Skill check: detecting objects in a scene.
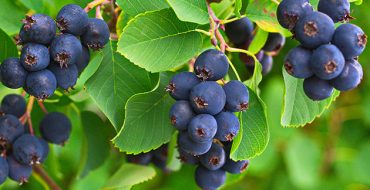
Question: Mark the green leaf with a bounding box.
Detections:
[117,9,203,72]
[244,59,263,93]
[19,0,57,16]
[166,0,209,25]
[102,164,156,190]
[116,0,169,16]
[113,73,176,154]
[0,28,18,62]
[281,70,340,127]
[210,0,234,20]
[248,27,268,54]
[85,42,159,129]
[166,131,181,171]
[0,1,27,35]
[233,0,242,17]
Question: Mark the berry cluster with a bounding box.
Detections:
[0,94,71,184]
[225,17,286,75]
[277,0,367,101]
[0,4,109,99]
[127,144,170,172]
[167,49,250,190]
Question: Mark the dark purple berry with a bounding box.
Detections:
[277,0,313,30]
[188,114,217,143]
[50,34,82,67]
[169,101,195,131]
[284,46,313,79]
[25,69,57,99]
[39,138,49,163]
[310,44,345,80]
[13,134,44,165]
[178,132,212,156]
[199,143,226,170]
[239,50,264,66]
[152,144,168,170]
[7,155,32,184]
[48,62,78,90]
[40,112,72,145]
[260,53,273,75]
[19,14,56,45]
[223,159,249,174]
[56,4,89,36]
[0,114,25,146]
[332,23,367,59]
[194,49,229,81]
[190,81,226,115]
[20,43,50,71]
[318,0,352,23]
[262,33,286,54]
[76,46,90,74]
[330,59,363,91]
[223,80,249,112]
[1,94,26,118]
[303,76,334,101]
[81,18,110,50]
[195,166,226,190]
[0,58,28,89]
[0,156,8,184]
[127,153,152,165]
[177,148,199,165]
[225,17,254,46]
[215,112,240,142]
[166,72,201,100]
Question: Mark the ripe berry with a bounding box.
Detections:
[39,138,49,163]
[330,59,363,91]
[303,76,334,101]
[169,101,195,131]
[177,148,199,165]
[0,94,26,118]
[194,49,229,81]
[295,11,335,49]
[0,114,25,145]
[152,144,168,170]
[188,114,217,143]
[199,143,226,170]
[215,112,240,142]
[76,46,90,74]
[0,58,28,89]
[20,43,50,71]
[332,23,367,59]
[223,159,249,174]
[127,153,152,165]
[318,0,352,23]
[195,166,226,190]
[13,134,44,165]
[7,155,32,184]
[225,17,254,46]
[40,112,72,144]
[310,44,345,80]
[284,46,313,79]
[239,50,264,67]
[19,14,56,45]
[178,132,212,156]
[56,4,89,36]
[277,0,313,30]
[25,69,57,99]
[166,72,201,100]
[260,53,273,75]
[223,80,249,112]
[190,81,226,115]
[48,63,78,90]
[50,34,83,67]
[0,156,8,184]
[81,18,110,50]
[262,33,286,54]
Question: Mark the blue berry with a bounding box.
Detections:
[39,138,49,163]
[20,43,50,71]
[223,80,249,112]
[1,94,26,118]
[19,14,56,45]
[190,81,226,115]
[56,4,89,36]
[0,156,8,184]
[166,72,201,100]
[0,114,25,145]
[152,144,168,170]
[223,159,249,174]
[277,0,313,30]
[48,62,78,90]
[225,17,254,46]
[263,33,286,53]
[260,53,273,75]
[240,50,264,66]
[303,76,334,101]
[81,18,110,50]
[332,23,367,59]
[310,44,345,80]
[50,34,83,67]
[330,59,363,91]
[127,153,152,165]
[194,49,229,81]
[76,46,90,74]
[0,58,28,89]
[177,148,199,165]
[188,114,217,143]
[13,134,44,165]
[169,101,195,131]
[295,11,335,49]
[178,132,212,156]
[199,143,226,170]
[318,0,352,23]
[7,155,32,184]
[40,112,72,144]
[284,46,313,79]
[215,112,240,142]
[195,166,226,190]
[25,69,57,99]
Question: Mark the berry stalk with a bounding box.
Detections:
[33,165,62,190]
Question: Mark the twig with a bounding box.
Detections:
[96,5,103,19]
[84,0,108,12]
[37,101,48,114]
[26,96,35,135]
[33,165,62,190]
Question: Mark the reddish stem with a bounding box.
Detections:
[33,165,62,190]
[37,101,48,114]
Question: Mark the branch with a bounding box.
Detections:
[33,165,62,190]
[84,0,108,12]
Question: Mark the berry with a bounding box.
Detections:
[0,156,8,184]
[295,11,335,49]
[81,18,110,50]
[188,114,217,143]
[330,59,363,91]
[194,49,229,81]
[189,81,226,115]
[262,33,286,54]
[166,72,201,100]
[76,46,90,74]
[239,50,264,67]
[56,4,89,36]
[39,138,49,163]
[48,62,78,90]
[318,0,352,23]
[199,143,226,170]
[260,53,273,75]
[152,145,168,170]
[127,153,152,165]
[7,155,32,184]
[223,159,249,174]
[303,76,334,101]
[50,34,83,67]
[0,58,28,89]
[277,0,313,30]
[310,44,345,80]
[19,14,56,45]
[20,43,50,71]
[25,69,57,99]
[284,46,313,79]
[13,134,43,165]
[225,17,254,46]
[40,112,72,144]
[223,80,249,112]
[332,23,367,59]
[0,94,26,118]
[177,148,199,165]
[169,101,196,131]
[195,166,226,190]
[178,132,212,156]
[215,112,240,142]
[0,114,25,145]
